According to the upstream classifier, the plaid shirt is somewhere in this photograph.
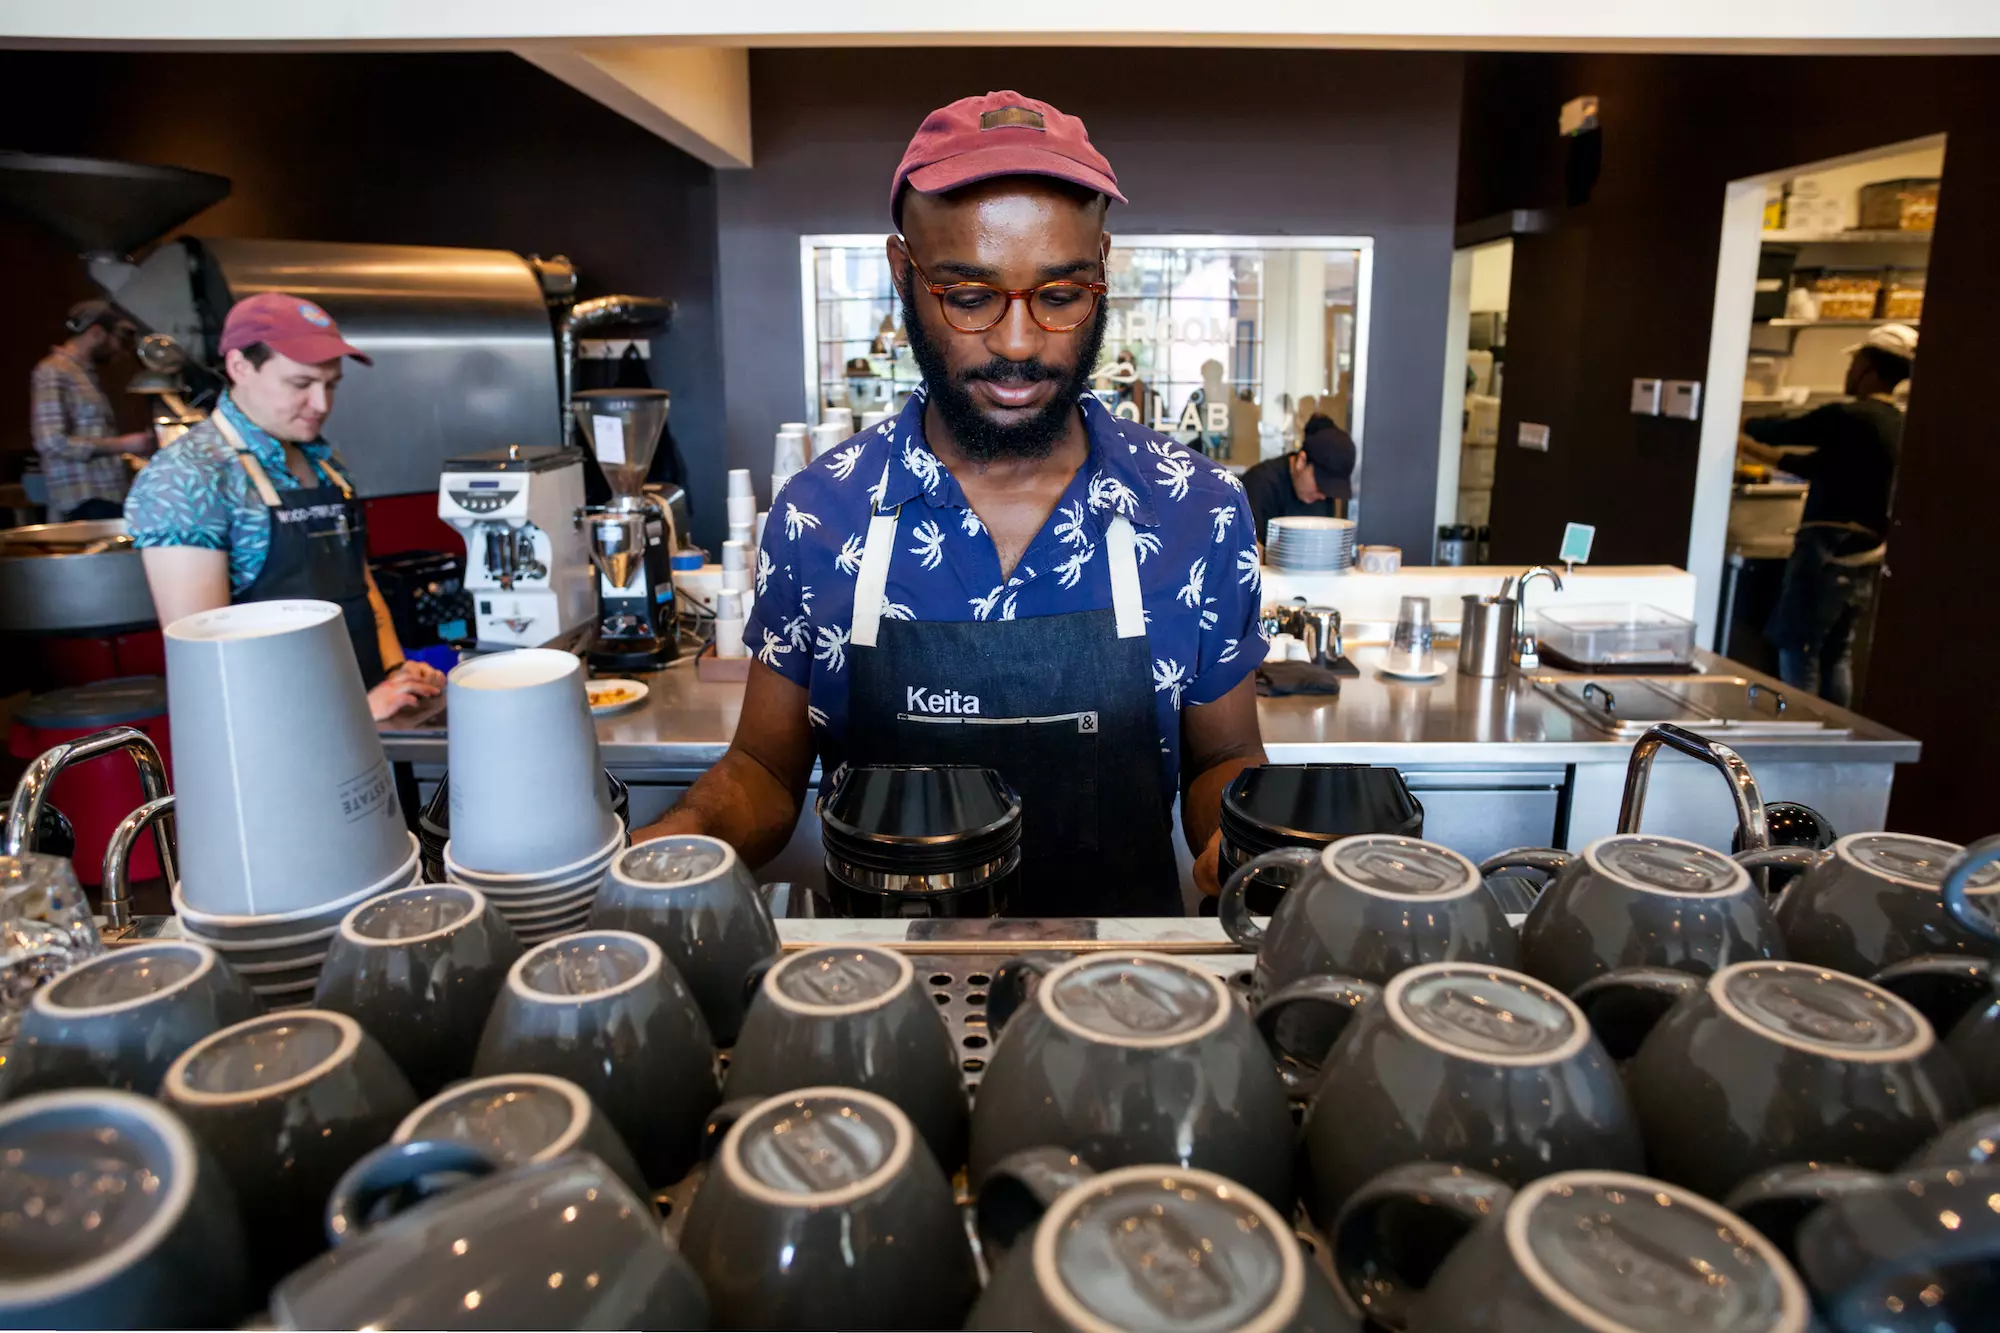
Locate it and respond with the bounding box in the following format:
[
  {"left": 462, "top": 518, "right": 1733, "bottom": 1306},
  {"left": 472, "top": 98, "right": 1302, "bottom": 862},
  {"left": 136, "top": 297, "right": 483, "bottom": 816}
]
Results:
[{"left": 30, "top": 347, "right": 132, "bottom": 517}]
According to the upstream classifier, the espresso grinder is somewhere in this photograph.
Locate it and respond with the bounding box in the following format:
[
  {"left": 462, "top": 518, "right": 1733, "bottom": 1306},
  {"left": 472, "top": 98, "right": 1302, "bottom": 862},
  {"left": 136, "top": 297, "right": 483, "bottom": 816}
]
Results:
[
  {"left": 574, "top": 388, "right": 680, "bottom": 670},
  {"left": 439, "top": 445, "right": 594, "bottom": 649}
]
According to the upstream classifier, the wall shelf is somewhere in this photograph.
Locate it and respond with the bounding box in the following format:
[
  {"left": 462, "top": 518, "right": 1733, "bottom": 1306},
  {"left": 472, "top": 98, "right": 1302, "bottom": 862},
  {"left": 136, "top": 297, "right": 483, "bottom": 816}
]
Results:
[
  {"left": 1758, "top": 317, "right": 1921, "bottom": 328},
  {"left": 1761, "top": 229, "right": 1933, "bottom": 245}
]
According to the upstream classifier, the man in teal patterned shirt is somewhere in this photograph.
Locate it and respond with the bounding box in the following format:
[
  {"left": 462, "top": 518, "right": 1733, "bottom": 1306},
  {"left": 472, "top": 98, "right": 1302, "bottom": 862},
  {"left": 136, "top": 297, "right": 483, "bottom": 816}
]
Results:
[{"left": 127, "top": 293, "right": 442, "bottom": 719}]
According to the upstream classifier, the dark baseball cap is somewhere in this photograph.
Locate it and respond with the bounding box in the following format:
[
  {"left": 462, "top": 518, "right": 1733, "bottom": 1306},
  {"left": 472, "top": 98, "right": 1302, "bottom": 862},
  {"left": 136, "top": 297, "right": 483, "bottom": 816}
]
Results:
[
  {"left": 219, "top": 291, "right": 372, "bottom": 367},
  {"left": 891, "top": 90, "right": 1125, "bottom": 222},
  {"left": 1301, "top": 416, "right": 1357, "bottom": 503}
]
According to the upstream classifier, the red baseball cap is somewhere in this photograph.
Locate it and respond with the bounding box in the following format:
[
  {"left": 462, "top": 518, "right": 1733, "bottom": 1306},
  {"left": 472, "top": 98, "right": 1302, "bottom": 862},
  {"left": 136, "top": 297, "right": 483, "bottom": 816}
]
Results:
[
  {"left": 891, "top": 91, "right": 1125, "bottom": 222},
  {"left": 218, "top": 291, "right": 373, "bottom": 367}
]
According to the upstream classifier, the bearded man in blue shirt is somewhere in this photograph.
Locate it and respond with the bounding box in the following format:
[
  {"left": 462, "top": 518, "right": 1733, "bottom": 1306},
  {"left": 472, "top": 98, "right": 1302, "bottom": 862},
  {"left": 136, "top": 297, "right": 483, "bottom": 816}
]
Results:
[{"left": 639, "top": 92, "right": 1269, "bottom": 915}]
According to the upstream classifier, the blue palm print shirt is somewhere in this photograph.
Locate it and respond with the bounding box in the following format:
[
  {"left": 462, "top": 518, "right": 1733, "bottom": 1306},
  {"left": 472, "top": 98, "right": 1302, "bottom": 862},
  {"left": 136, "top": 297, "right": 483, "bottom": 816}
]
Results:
[
  {"left": 745, "top": 386, "right": 1269, "bottom": 797},
  {"left": 125, "top": 393, "right": 356, "bottom": 597}
]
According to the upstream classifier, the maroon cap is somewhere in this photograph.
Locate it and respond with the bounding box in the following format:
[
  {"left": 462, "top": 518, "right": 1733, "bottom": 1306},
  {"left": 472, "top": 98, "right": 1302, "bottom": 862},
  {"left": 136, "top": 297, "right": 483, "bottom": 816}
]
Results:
[
  {"left": 891, "top": 91, "right": 1125, "bottom": 222},
  {"left": 218, "top": 292, "right": 372, "bottom": 367}
]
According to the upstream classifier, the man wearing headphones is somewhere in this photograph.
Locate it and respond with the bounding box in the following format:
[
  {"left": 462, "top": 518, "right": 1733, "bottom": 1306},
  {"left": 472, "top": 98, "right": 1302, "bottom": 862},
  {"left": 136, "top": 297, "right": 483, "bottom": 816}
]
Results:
[{"left": 29, "top": 300, "right": 155, "bottom": 521}]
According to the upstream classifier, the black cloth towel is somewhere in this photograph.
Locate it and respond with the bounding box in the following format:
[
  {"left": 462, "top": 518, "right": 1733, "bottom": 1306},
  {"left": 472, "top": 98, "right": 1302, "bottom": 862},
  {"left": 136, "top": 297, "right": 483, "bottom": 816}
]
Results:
[{"left": 1256, "top": 662, "right": 1344, "bottom": 697}]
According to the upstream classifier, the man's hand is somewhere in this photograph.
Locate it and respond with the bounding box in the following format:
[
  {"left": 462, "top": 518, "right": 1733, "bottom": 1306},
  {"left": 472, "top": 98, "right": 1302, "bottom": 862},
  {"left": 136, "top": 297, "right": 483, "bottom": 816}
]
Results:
[
  {"left": 1194, "top": 828, "right": 1225, "bottom": 898},
  {"left": 366, "top": 660, "right": 443, "bottom": 721},
  {"left": 109, "top": 431, "right": 156, "bottom": 455}
]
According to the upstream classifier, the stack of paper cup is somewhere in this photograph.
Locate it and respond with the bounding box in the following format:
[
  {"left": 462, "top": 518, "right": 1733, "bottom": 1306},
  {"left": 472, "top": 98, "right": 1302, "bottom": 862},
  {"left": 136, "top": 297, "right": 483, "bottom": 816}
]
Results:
[
  {"left": 714, "top": 589, "right": 746, "bottom": 658},
  {"left": 755, "top": 511, "right": 769, "bottom": 549},
  {"left": 810, "top": 421, "right": 846, "bottom": 461},
  {"left": 859, "top": 408, "right": 894, "bottom": 432},
  {"left": 774, "top": 424, "right": 808, "bottom": 476},
  {"left": 726, "top": 492, "right": 756, "bottom": 530},
  {"left": 727, "top": 468, "right": 754, "bottom": 501},
  {"left": 721, "top": 541, "right": 751, "bottom": 594},
  {"left": 822, "top": 407, "right": 854, "bottom": 437}
]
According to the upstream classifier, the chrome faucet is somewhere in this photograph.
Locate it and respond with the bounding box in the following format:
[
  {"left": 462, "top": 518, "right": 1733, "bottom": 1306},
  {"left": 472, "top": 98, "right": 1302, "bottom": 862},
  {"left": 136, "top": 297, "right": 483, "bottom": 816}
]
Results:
[
  {"left": 7, "top": 727, "right": 176, "bottom": 933},
  {"left": 1511, "top": 565, "right": 1565, "bottom": 669}
]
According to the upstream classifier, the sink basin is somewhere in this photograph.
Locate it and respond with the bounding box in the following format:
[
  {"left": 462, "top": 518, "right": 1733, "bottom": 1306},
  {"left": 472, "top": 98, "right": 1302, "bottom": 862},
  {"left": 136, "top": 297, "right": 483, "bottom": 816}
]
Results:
[{"left": 1530, "top": 674, "right": 1850, "bottom": 739}]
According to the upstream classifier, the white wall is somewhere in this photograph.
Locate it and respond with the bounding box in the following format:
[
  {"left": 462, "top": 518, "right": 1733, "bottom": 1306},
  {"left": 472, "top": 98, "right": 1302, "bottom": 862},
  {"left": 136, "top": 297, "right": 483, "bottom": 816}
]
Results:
[{"left": 1467, "top": 240, "right": 1514, "bottom": 312}]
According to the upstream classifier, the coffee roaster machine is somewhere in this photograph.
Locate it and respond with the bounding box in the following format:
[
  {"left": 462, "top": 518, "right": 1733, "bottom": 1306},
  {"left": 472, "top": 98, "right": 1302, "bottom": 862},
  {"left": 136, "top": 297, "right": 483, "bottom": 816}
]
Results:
[{"left": 0, "top": 152, "right": 679, "bottom": 650}]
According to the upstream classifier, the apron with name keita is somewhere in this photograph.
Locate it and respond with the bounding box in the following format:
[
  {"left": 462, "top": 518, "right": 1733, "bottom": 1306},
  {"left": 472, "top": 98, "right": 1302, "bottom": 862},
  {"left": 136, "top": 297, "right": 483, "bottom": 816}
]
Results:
[
  {"left": 211, "top": 412, "right": 386, "bottom": 686},
  {"left": 843, "top": 465, "right": 1183, "bottom": 917}
]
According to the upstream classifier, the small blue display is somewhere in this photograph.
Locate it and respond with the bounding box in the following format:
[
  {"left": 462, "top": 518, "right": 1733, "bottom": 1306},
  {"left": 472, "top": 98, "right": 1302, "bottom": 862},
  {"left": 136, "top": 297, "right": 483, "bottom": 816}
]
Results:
[{"left": 468, "top": 480, "right": 501, "bottom": 489}]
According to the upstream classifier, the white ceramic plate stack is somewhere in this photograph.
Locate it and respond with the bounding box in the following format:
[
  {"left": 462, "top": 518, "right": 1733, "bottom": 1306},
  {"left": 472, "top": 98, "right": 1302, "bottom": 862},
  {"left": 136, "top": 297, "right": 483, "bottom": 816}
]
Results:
[
  {"left": 1265, "top": 516, "right": 1358, "bottom": 573},
  {"left": 163, "top": 599, "right": 424, "bottom": 1007},
  {"left": 439, "top": 649, "right": 628, "bottom": 944},
  {"left": 443, "top": 819, "right": 625, "bottom": 944}
]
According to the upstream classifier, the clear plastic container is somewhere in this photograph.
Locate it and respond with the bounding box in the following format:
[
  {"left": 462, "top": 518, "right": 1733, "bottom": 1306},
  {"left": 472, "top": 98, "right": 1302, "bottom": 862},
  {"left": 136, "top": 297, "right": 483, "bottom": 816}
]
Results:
[{"left": 1534, "top": 603, "right": 1698, "bottom": 668}]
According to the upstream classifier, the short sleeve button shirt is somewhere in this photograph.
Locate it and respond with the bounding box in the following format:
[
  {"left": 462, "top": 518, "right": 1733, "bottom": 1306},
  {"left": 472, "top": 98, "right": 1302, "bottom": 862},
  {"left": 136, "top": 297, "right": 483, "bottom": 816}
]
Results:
[{"left": 744, "top": 387, "right": 1268, "bottom": 795}]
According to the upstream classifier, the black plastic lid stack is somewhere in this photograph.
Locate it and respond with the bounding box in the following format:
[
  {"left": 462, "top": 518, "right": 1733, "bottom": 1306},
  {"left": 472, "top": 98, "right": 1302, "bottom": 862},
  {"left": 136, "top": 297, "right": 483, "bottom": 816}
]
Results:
[
  {"left": 1220, "top": 764, "right": 1423, "bottom": 857},
  {"left": 819, "top": 765, "right": 1022, "bottom": 877}
]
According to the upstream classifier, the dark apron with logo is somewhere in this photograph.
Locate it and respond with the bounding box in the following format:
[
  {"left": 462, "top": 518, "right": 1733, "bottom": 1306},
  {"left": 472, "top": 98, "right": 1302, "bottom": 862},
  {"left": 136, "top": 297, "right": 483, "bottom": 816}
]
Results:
[
  {"left": 842, "top": 467, "right": 1183, "bottom": 918},
  {"left": 213, "top": 414, "right": 387, "bottom": 686}
]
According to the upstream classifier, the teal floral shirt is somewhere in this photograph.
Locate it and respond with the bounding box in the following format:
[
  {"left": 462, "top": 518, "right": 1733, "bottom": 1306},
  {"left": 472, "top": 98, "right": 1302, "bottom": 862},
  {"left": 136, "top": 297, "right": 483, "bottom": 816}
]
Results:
[{"left": 126, "top": 393, "right": 355, "bottom": 597}]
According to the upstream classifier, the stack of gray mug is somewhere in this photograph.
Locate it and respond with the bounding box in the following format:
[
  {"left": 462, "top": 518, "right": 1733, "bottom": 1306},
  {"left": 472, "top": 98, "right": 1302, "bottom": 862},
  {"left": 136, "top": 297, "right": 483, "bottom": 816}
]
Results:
[
  {"left": 7, "top": 788, "right": 2000, "bottom": 1331},
  {"left": 438, "top": 649, "right": 626, "bottom": 943},
  {"left": 164, "top": 600, "right": 420, "bottom": 1006}
]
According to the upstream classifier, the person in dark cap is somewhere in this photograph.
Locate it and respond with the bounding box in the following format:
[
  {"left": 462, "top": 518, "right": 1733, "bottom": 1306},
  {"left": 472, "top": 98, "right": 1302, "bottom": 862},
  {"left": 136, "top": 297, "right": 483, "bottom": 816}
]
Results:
[
  {"left": 126, "top": 292, "right": 441, "bottom": 718},
  {"left": 1238, "top": 413, "right": 1355, "bottom": 546},
  {"left": 29, "top": 299, "right": 152, "bottom": 520},
  {"left": 638, "top": 91, "right": 1269, "bottom": 913}
]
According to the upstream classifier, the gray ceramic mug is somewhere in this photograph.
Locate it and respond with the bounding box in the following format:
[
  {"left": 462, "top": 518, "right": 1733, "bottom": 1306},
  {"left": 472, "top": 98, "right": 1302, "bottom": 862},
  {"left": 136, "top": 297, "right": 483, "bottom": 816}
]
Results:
[
  {"left": 471, "top": 929, "right": 718, "bottom": 1186},
  {"left": 1482, "top": 833, "right": 1784, "bottom": 993},
  {"left": 0, "top": 1087, "right": 253, "bottom": 1330},
  {"left": 1749, "top": 831, "right": 2000, "bottom": 976},
  {"left": 271, "top": 1138, "right": 710, "bottom": 1330},
  {"left": 314, "top": 883, "right": 522, "bottom": 1097},
  {"left": 0, "top": 940, "right": 261, "bottom": 1098},
  {"left": 588, "top": 834, "right": 780, "bottom": 1045},
  {"left": 1220, "top": 835, "right": 1518, "bottom": 996},
  {"left": 725, "top": 944, "right": 967, "bottom": 1171},
  {"left": 969, "top": 1152, "right": 1358, "bottom": 1333},
  {"left": 1263, "top": 960, "right": 1644, "bottom": 1228},
  {"left": 1331, "top": 1163, "right": 1812, "bottom": 1333},
  {"left": 676, "top": 1085, "right": 978, "bottom": 1330},
  {"left": 392, "top": 1070, "right": 650, "bottom": 1201},
  {"left": 968, "top": 951, "right": 1298, "bottom": 1212},
  {"left": 158, "top": 1008, "right": 419, "bottom": 1292},
  {"left": 1573, "top": 958, "right": 1975, "bottom": 1202}
]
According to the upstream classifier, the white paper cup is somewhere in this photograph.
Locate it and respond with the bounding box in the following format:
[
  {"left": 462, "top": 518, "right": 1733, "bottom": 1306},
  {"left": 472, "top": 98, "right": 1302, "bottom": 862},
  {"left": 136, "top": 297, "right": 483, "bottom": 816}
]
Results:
[
  {"left": 810, "top": 422, "right": 846, "bottom": 460},
  {"left": 778, "top": 422, "right": 808, "bottom": 437},
  {"left": 721, "top": 540, "right": 748, "bottom": 572},
  {"left": 727, "top": 468, "right": 754, "bottom": 499},
  {"left": 754, "top": 512, "right": 769, "bottom": 548},
  {"left": 720, "top": 616, "right": 752, "bottom": 660},
  {"left": 860, "top": 409, "right": 894, "bottom": 431},
  {"left": 176, "top": 832, "right": 419, "bottom": 940},
  {"left": 716, "top": 590, "right": 745, "bottom": 621},
  {"left": 773, "top": 434, "right": 807, "bottom": 476},
  {"left": 720, "top": 567, "right": 749, "bottom": 594},
  {"left": 726, "top": 494, "right": 756, "bottom": 527},
  {"left": 166, "top": 600, "right": 412, "bottom": 918},
  {"left": 445, "top": 650, "right": 618, "bottom": 875},
  {"left": 727, "top": 522, "right": 755, "bottom": 549}
]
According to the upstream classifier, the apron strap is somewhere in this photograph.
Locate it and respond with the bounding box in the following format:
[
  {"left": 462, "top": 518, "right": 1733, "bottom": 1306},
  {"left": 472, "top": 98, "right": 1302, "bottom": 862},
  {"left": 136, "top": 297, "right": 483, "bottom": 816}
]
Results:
[
  {"left": 851, "top": 461, "right": 900, "bottom": 649},
  {"left": 1105, "top": 516, "right": 1145, "bottom": 640},
  {"left": 212, "top": 409, "right": 353, "bottom": 503},
  {"left": 851, "top": 459, "right": 1150, "bottom": 647}
]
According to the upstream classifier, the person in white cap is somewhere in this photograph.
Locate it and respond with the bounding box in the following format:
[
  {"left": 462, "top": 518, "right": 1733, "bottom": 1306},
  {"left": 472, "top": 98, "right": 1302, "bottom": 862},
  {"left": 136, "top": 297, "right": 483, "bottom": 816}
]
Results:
[{"left": 1738, "top": 322, "right": 1915, "bottom": 706}]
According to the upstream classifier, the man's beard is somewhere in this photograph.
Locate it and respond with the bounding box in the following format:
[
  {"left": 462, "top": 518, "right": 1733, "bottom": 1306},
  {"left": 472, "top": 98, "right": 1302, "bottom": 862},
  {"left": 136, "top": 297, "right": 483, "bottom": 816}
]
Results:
[{"left": 900, "top": 272, "right": 1106, "bottom": 463}]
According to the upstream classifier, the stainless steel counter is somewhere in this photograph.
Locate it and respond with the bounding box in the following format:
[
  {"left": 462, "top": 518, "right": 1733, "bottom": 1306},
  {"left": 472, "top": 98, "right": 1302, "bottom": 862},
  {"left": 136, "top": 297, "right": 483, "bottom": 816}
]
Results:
[
  {"left": 378, "top": 642, "right": 1916, "bottom": 771},
  {"left": 379, "top": 643, "right": 1918, "bottom": 890}
]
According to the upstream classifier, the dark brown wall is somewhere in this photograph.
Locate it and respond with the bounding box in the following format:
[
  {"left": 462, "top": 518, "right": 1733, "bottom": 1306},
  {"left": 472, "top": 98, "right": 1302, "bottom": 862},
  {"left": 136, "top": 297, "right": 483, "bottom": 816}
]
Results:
[
  {"left": 0, "top": 51, "right": 728, "bottom": 541},
  {"left": 718, "top": 48, "right": 1467, "bottom": 557},
  {"left": 1460, "top": 53, "right": 2000, "bottom": 839}
]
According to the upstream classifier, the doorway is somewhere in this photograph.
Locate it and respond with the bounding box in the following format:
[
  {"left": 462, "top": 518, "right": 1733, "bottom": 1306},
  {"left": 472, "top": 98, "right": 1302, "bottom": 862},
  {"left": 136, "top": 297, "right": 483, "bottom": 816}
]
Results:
[
  {"left": 1435, "top": 239, "right": 1511, "bottom": 560},
  {"left": 1693, "top": 136, "right": 1944, "bottom": 703}
]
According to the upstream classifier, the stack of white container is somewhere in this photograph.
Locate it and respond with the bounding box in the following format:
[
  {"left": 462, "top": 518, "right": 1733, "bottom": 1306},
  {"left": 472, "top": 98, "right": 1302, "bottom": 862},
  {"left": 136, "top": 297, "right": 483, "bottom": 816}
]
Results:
[
  {"left": 165, "top": 601, "right": 421, "bottom": 1008},
  {"left": 439, "top": 650, "right": 626, "bottom": 943}
]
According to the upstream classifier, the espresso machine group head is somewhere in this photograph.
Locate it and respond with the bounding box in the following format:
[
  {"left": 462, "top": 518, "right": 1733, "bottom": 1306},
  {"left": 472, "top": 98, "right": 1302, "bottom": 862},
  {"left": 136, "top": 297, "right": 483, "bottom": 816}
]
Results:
[
  {"left": 439, "top": 444, "right": 595, "bottom": 649},
  {"left": 574, "top": 388, "right": 679, "bottom": 670}
]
